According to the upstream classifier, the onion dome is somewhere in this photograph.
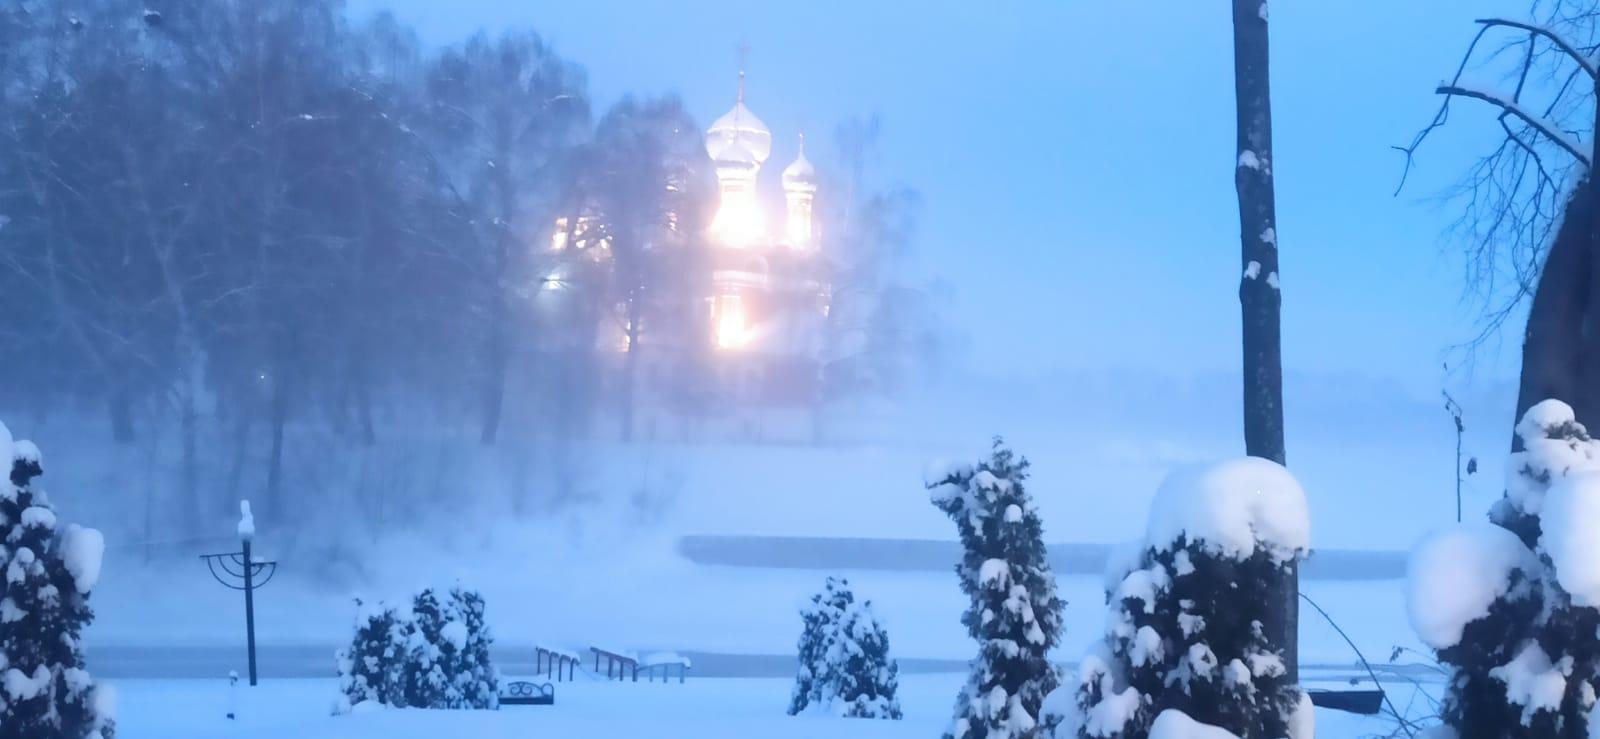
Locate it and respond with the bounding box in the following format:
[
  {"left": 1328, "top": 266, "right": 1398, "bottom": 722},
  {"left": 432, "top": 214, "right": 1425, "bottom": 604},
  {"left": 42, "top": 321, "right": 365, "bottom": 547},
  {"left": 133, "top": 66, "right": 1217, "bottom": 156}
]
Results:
[
  {"left": 705, "top": 72, "right": 772, "bottom": 165},
  {"left": 782, "top": 134, "right": 817, "bottom": 192}
]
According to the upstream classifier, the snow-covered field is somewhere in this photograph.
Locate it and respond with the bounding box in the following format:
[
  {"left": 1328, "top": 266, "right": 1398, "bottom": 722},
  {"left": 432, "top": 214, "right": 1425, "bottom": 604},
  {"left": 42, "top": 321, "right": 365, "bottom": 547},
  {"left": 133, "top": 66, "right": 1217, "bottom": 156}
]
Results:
[
  {"left": 115, "top": 674, "right": 1405, "bottom": 738},
  {"left": 16, "top": 372, "right": 1499, "bottom": 736}
]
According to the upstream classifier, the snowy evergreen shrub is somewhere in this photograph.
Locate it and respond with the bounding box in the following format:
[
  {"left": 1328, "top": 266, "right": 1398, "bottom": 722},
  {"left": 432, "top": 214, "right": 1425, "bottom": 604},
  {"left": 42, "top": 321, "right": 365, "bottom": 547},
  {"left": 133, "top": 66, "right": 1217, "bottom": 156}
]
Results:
[
  {"left": 828, "top": 591, "right": 903, "bottom": 719},
  {"left": 446, "top": 587, "right": 498, "bottom": 710},
  {"left": 789, "top": 576, "right": 851, "bottom": 715},
  {"left": 400, "top": 588, "right": 457, "bottom": 709},
  {"left": 788, "top": 577, "right": 902, "bottom": 719},
  {"left": 395, "top": 587, "right": 498, "bottom": 710},
  {"left": 0, "top": 425, "right": 113, "bottom": 739},
  {"left": 927, "top": 439, "right": 1064, "bottom": 739},
  {"left": 1407, "top": 399, "right": 1600, "bottom": 738},
  {"left": 335, "top": 597, "right": 405, "bottom": 710},
  {"left": 1065, "top": 457, "right": 1311, "bottom": 739}
]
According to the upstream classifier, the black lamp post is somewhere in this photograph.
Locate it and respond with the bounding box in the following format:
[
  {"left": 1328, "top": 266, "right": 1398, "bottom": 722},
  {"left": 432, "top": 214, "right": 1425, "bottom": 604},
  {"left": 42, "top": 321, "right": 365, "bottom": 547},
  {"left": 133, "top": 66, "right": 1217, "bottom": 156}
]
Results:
[{"left": 200, "top": 501, "right": 278, "bottom": 686}]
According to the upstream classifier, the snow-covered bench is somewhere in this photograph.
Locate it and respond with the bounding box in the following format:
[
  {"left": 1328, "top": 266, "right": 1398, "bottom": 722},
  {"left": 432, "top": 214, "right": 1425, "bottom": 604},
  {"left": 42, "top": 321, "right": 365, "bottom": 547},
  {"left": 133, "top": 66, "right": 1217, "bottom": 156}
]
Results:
[{"left": 500, "top": 680, "right": 555, "bottom": 706}]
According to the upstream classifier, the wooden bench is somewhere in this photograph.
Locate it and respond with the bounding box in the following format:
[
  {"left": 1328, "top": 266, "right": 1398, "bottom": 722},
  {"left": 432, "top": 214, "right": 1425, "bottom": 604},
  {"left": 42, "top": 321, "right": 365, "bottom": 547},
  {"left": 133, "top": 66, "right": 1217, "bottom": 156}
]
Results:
[
  {"left": 535, "top": 646, "right": 580, "bottom": 682},
  {"left": 500, "top": 680, "right": 555, "bottom": 706}
]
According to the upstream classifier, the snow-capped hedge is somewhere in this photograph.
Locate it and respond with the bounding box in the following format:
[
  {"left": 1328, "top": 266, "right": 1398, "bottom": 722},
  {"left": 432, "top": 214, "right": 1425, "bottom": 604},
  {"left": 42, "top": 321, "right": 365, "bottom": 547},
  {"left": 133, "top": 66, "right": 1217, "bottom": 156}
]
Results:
[
  {"left": 1060, "top": 457, "right": 1310, "bottom": 739},
  {"left": 788, "top": 576, "right": 902, "bottom": 719},
  {"left": 335, "top": 586, "right": 499, "bottom": 713},
  {"left": 1409, "top": 399, "right": 1600, "bottom": 736}
]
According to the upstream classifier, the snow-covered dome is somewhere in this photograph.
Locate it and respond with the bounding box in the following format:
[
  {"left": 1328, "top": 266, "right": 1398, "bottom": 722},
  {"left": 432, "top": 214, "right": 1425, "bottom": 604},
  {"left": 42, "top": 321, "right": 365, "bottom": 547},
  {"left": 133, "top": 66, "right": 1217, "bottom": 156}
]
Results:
[
  {"left": 706, "top": 76, "right": 772, "bottom": 165},
  {"left": 782, "top": 135, "right": 817, "bottom": 192}
]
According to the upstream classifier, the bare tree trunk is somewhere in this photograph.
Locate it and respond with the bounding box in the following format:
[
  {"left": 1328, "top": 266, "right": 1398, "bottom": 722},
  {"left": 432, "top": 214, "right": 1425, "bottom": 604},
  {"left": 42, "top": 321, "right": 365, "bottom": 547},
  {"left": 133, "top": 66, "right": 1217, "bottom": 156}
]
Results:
[
  {"left": 109, "top": 386, "right": 135, "bottom": 444},
  {"left": 480, "top": 287, "right": 508, "bottom": 445},
  {"left": 1231, "top": 0, "right": 1295, "bottom": 681},
  {"left": 620, "top": 294, "right": 642, "bottom": 443},
  {"left": 1523, "top": 186, "right": 1593, "bottom": 437},
  {"left": 265, "top": 358, "right": 288, "bottom": 518}
]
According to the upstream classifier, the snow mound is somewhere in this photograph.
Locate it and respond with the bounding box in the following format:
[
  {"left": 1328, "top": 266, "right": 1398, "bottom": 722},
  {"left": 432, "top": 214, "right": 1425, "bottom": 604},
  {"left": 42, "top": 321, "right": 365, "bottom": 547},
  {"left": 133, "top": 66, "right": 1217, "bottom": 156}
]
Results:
[
  {"left": 1507, "top": 400, "right": 1600, "bottom": 515},
  {"left": 1290, "top": 690, "right": 1315, "bottom": 739},
  {"left": 1539, "top": 472, "right": 1600, "bottom": 606},
  {"left": 1406, "top": 523, "right": 1536, "bottom": 650},
  {"left": 1144, "top": 457, "right": 1310, "bottom": 561},
  {"left": 1149, "top": 709, "right": 1243, "bottom": 739},
  {"left": 1516, "top": 399, "right": 1580, "bottom": 444},
  {"left": 62, "top": 524, "right": 105, "bottom": 594},
  {"left": 1489, "top": 642, "right": 1569, "bottom": 724},
  {"left": 440, "top": 620, "right": 467, "bottom": 651},
  {"left": 11, "top": 440, "right": 38, "bottom": 465}
]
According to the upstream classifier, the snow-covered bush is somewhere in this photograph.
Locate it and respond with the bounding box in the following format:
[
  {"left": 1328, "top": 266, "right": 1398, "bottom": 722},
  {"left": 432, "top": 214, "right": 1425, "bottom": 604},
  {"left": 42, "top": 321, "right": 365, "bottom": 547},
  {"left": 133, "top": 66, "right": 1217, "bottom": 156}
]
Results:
[
  {"left": 447, "top": 587, "right": 498, "bottom": 710},
  {"left": 789, "top": 576, "right": 851, "bottom": 715},
  {"left": 927, "top": 439, "right": 1064, "bottom": 739},
  {"left": 396, "top": 587, "right": 498, "bottom": 710},
  {"left": 1408, "top": 399, "right": 1600, "bottom": 737},
  {"left": 1064, "top": 457, "right": 1310, "bottom": 739},
  {"left": 335, "top": 598, "right": 405, "bottom": 711},
  {"left": 788, "top": 577, "right": 902, "bottom": 719},
  {"left": 0, "top": 424, "right": 113, "bottom": 739}
]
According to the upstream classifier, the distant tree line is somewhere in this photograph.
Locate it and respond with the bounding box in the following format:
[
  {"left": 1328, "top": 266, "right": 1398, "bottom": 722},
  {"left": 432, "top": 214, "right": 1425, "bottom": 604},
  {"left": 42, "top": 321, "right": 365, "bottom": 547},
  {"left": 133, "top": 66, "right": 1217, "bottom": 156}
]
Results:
[{"left": 0, "top": 0, "right": 941, "bottom": 532}]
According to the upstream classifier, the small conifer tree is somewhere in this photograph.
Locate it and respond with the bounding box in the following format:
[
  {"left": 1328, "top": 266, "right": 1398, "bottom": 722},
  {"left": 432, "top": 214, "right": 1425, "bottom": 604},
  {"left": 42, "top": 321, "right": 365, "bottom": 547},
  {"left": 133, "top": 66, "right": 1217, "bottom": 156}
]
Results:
[
  {"left": 0, "top": 426, "right": 112, "bottom": 739},
  {"left": 829, "top": 593, "right": 903, "bottom": 719},
  {"left": 336, "top": 598, "right": 405, "bottom": 710},
  {"left": 447, "top": 587, "right": 498, "bottom": 710},
  {"left": 1066, "top": 457, "right": 1310, "bottom": 739},
  {"left": 789, "top": 576, "right": 851, "bottom": 715},
  {"left": 927, "top": 439, "right": 1064, "bottom": 739}
]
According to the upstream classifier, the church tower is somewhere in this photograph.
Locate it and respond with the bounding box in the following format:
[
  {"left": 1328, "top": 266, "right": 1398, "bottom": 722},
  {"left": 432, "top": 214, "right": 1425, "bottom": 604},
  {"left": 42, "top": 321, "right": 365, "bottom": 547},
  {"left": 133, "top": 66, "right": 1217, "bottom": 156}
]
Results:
[
  {"left": 705, "top": 71, "right": 771, "bottom": 248},
  {"left": 782, "top": 134, "right": 818, "bottom": 250}
]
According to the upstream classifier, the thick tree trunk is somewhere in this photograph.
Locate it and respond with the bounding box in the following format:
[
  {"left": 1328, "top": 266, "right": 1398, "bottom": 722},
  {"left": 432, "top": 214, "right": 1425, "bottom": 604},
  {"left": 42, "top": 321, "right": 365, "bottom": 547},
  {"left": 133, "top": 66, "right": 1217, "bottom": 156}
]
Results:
[
  {"left": 1526, "top": 185, "right": 1594, "bottom": 436},
  {"left": 1231, "top": 0, "right": 1295, "bottom": 681}
]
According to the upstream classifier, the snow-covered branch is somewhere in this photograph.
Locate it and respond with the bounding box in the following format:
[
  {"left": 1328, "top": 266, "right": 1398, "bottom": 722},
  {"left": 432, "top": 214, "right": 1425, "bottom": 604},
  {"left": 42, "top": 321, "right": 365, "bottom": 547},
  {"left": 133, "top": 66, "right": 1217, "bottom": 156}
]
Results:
[
  {"left": 1436, "top": 83, "right": 1592, "bottom": 168},
  {"left": 1476, "top": 17, "right": 1598, "bottom": 80}
]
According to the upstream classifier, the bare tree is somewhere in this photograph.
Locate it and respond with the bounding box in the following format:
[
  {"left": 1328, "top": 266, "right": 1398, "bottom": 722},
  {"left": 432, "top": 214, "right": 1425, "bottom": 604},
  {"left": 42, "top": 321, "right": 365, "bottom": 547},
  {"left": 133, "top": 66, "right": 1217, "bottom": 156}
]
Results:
[
  {"left": 1230, "top": 0, "right": 1294, "bottom": 679},
  {"left": 1397, "top": 2, "right": 1600, "bottom": 438}
]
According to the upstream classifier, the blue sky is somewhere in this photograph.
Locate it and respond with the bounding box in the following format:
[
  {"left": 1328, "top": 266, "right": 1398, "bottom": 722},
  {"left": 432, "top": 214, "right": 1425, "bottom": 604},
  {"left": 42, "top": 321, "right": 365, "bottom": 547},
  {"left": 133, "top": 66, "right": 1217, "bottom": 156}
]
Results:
[{"left": 348, "top": 0, "right": 1522, "bottom": 393}]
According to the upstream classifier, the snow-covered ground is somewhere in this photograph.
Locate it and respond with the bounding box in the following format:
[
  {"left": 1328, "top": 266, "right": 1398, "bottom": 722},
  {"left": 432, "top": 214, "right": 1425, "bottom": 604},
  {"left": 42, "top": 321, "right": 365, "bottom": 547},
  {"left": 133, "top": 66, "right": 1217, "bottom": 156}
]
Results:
[
  {"left": 115, "top": 674, "right": 1407, "bottom": 738},
  {"left": 12, "top": 371, "right": 1499, "bottom": 735}
]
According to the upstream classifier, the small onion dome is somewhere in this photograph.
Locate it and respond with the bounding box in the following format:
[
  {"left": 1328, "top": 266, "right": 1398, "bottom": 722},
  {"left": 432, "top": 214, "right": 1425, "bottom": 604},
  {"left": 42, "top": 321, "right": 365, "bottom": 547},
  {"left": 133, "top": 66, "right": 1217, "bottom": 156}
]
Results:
[
  {"left": 706, "top": 100, "right": 772, "bottom": 164},
  {"left": 782, "top": 135, "right": 817, "bottom": 192}
]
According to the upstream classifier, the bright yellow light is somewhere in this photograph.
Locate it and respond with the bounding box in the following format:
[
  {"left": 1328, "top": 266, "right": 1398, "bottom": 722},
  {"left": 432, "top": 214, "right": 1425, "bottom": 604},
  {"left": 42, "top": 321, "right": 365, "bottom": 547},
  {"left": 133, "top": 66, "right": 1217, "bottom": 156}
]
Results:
[
  {"left": 710, "top": 189, "right": 765, "bottom": 248},
  {"left": 714, "top": 294, "right": 749, "bottom": 350}
]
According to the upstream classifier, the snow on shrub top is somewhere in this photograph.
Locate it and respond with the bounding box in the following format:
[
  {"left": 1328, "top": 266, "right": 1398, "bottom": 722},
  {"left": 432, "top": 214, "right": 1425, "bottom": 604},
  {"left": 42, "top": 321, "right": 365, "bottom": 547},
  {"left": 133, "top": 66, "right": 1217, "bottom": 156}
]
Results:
[
  {"left": 62, "top": 525, "right": 105, "bottom": 594},
  {"left": 1539, "top": 472, "right": 1600, "bottom": 607},
  {"left": 1506, "top": 399, "right": 1600, "bottom": 516},
  {"left": 1144, "top": 457, "right": 1310, "bottom": 562},
  {"left": 1148, "top": 708, "right": 1243, "bottom": 739},
  {"left": 1406, "top": 523, "right": 1538, "bottom": 649}
]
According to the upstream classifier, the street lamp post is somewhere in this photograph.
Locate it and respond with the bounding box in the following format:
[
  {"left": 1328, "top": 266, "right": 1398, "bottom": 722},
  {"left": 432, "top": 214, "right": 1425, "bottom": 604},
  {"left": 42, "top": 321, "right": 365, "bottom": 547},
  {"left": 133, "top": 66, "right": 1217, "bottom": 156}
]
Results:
[{"left": 200, "top": 501, "right": 279, "bottom": 686}]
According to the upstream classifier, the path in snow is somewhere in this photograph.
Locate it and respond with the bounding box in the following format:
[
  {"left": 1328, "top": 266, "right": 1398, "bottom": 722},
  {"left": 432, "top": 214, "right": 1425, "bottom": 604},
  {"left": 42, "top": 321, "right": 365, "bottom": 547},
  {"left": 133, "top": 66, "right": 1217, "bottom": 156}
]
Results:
[{"left": 678, "top": 535, "right": 1406, "bottom": 579}]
